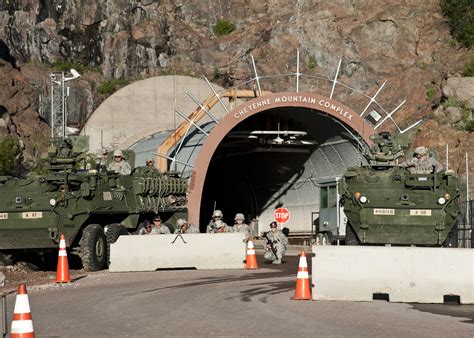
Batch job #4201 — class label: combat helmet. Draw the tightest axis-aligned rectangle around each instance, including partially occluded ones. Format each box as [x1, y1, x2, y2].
[177, 218, 187, 226]
[113, 149, 123, 157]
[234, 213, 245, 221]
[212, 209, 223, 218]
[414, 146, 428, 156]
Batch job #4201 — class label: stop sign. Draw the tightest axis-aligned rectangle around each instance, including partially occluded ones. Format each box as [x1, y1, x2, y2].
[274, 207, 290, 224]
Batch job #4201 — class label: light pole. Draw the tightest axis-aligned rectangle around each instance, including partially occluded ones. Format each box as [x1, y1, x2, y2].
[50, 68, 81, 139]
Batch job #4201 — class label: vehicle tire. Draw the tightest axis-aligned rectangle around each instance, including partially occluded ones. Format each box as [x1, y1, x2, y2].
[106, 223, 129, 266]
[345, 223, 360, 245]
[443, 226, 458, 248]
[79, 224, 107, 271]
[0, 252, 13, 266]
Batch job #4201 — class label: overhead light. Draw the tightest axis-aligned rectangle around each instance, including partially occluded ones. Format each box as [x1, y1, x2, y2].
[64, 68, 81, 81]
[366, 110, 382, 125]
[273, 136, 284, 144]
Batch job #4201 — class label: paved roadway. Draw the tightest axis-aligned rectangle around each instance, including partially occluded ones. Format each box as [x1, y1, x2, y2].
[5, 254, 474, 337]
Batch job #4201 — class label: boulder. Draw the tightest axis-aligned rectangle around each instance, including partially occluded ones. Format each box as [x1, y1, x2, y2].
[442, 77, 474, 109]
[445, 106, 464, 123]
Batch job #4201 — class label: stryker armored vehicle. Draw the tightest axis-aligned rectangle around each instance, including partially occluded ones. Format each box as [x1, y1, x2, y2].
[338, 132, 461, 247]
[0, 136, 187, 270]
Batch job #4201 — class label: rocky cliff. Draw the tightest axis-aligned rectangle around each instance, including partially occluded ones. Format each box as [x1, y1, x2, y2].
[0, 0, 472, 184]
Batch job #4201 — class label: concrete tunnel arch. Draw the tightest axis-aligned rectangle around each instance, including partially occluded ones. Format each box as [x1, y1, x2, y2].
[187, 91, 375, 226]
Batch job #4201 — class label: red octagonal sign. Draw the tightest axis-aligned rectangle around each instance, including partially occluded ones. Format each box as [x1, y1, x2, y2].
[274, 207, 290, 224]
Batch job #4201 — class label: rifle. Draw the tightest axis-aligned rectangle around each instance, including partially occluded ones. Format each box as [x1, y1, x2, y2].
[262, 231, 278, 257]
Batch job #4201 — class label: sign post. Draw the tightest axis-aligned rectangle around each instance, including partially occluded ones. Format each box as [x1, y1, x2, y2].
[273, 207, 290, 225]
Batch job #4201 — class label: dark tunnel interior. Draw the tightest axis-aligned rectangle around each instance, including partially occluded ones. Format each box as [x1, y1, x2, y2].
[198, 107, 358, 230]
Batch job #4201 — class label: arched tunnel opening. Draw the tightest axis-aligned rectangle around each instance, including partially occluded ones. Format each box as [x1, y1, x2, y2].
[199, 107, 366, 234]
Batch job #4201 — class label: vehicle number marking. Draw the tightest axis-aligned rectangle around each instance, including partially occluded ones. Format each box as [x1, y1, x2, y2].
[373, 208, 395, 215]
[0, 213, 8, 220]
[410, 209, 432, 216]
[22, 212, 43, 219]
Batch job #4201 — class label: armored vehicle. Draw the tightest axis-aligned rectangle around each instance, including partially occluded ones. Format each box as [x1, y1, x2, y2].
[0, 136, 187, 270]
[338, 132, 461, 246]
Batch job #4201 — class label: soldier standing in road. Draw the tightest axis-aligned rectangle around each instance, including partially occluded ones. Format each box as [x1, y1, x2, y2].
[405, 146, 443, 174]
[175, 218, 200, 234]
[233, 213, 251, 242]
[263, 221, 288, 265]
[138, 220, 153, 235]
[107, 149, 132, 175]
[150, 215, 170, 234]
[206, 210, 234, 233]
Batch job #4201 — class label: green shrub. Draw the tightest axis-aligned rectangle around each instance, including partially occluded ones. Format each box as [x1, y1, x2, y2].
[213, 19, 235, 37]
[426, 86, 437, 100]
[0, 137, 20, 175]
[98, 79, 129, 96]
[441, 0, 474, 48]
[306, 54, 317, 70]
[52, 60, 99, 73]
[462, 53, 474, 76]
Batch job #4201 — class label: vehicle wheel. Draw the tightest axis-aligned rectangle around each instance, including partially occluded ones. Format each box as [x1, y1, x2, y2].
[106, 223, 129, 266]
[345, 223, 360, 245]
[443, 226, 458, 248]
[0, 252, 13, 266]
[79, 224, 107, 271]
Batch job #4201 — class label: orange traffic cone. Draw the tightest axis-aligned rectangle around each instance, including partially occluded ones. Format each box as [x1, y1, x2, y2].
[56, 234, 71, 283]
[292, 251, 311, 300]
[10, 283, 35, 338]
[245, 240, 259, 270]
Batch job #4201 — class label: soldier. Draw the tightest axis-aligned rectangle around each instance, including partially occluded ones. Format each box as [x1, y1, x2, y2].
[138, 220, 153, 235]
[146, 158, 154, 167]
[405, 146, 443, 174]
[233, 213, 251, 242]
[206, 210, 234, 233]
[175, 218, 200, 234]
[150, 215, 170, 234]
[263, 221, 288, 265]
[107, 149, 132, 175]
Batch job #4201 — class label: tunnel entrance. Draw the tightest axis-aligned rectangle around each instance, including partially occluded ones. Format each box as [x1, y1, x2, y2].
[199, 107, 364, 233]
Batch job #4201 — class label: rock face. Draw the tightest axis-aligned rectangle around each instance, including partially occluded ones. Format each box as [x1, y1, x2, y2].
[0, 0, 472, 184]
[443, 77, 474, 109]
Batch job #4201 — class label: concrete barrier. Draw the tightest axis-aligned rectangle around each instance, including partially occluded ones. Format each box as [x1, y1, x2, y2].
[109, 233, 246, 272]
[312, 246, 474, 304]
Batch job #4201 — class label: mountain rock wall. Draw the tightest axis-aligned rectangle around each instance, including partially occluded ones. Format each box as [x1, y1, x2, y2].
[0, 0, 472, 185]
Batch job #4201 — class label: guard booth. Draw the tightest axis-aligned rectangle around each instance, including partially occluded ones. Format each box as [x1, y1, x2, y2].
[313, 177, 347, 245]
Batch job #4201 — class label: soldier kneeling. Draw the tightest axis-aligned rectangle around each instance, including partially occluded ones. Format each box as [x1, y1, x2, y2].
[263, 221, 288, 265]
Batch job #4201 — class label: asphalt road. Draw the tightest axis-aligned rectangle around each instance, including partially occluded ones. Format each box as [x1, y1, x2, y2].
[4, 254, 474, 337]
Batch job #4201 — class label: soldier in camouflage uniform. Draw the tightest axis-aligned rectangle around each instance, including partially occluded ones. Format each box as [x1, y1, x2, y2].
[150, 215, 170, 234]
[138, 220, 153, 235]
[206, 210, 234, 233]
[233, 213, 250, 242]
[175, 218, 200, 234]
[263, 221, 288, 265]
[107, 149, 132, 175]
[405, 146, 443, 174]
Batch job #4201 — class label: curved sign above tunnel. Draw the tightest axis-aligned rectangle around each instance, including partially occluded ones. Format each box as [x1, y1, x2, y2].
[187, 91, 376, 225]
[233, 94, 355, 123]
